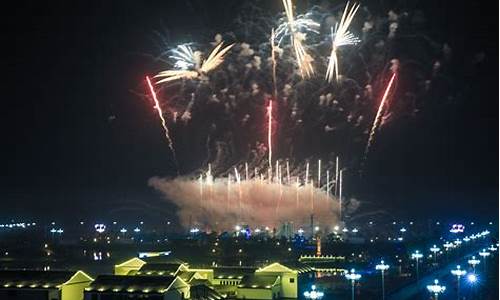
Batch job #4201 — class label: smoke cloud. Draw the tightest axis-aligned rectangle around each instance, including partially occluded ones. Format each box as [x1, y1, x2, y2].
[149, 176, 340, 232]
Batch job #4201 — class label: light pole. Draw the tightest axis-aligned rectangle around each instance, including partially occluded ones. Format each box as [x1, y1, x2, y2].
[303, 285, 324, 299]
[345, 268, 361, 300]
[468, 256, 480, 273]
[451, 265, 466, 300]
[426, 279, 446, 300]
[430, 245, 440, 264]
[375, 260, 389, 300]
[411, 250, 423, 281]
[478, 249, 490, 273]
[443, 242, 454, 261]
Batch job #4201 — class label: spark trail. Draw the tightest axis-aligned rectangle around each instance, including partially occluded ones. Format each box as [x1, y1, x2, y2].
[267, 99, 273, 168]
[146, 76, 178, 167]
[364, 72, 397, 158]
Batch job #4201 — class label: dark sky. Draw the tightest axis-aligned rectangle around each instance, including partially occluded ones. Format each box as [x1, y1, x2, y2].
[1, 1, 498, 222]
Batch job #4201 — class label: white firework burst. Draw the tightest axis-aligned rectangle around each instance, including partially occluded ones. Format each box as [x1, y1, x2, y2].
[326, 2, 361, 83]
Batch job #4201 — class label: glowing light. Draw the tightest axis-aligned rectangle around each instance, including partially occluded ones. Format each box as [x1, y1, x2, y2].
[375, 260, 389, 271]
[94, 224, 106, 234]
[345, 269, 361, 281]
[468, 256, 480, 272]
[450, 224, 465, 233]
[478, 249, 490, 258]
[426, 279, 446, 297]
[467, 273, 477, 283]
[451, 265, 466, 277]
[326, 2, 360, 82]
[303, 284, 324, 299]
[411, 250, 423, 259]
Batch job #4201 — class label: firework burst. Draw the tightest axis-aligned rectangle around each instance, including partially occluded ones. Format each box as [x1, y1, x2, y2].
[169, 44, 200, 70]
[155, 42, 234, 84]
[279, 0, 316, 78]
[325, 2, 360, 82]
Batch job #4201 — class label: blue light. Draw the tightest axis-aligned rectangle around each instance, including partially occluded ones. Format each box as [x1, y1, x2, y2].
[467, 273, 477, 283]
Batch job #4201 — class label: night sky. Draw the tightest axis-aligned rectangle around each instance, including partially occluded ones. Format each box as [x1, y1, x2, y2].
[1, 1, 498, 222]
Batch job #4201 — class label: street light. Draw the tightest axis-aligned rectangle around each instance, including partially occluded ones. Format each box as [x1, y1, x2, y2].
[430, 245, 440, 263]
[345, 269, 361, 300]
[468, 256, 480, 273]
[411, 250, 423, 280]
[426, 279, 446, 300]
[467, 273, 477, 283]
[488, 245, 498, 252]
[451, 265, 466, 300]
[478, 249, 490, 273]
[303, 285, 324, 299]
[375, 260, 389, 300]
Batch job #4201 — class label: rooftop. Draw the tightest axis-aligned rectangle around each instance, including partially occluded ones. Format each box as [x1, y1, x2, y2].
[87, 275, 176, 294]
[0, 270, 78, 289]
[239, 275, 280, 289]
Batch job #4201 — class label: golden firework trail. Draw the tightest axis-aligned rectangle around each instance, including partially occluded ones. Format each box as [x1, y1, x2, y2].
[155, 42, 234, 84]
[145, 76, 178, 165]
[267, 99, 273, 169]
[365, 72, 397, 157]
[281, 0, 315, 78]
[286, 160, 291, 184]
[326, 2, 360, 82]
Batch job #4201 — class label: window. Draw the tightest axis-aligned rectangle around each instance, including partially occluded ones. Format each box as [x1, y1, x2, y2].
[289, 278, 295, 283]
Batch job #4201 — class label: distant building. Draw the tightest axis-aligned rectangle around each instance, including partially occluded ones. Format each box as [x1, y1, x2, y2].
[110, 257, 299, 300]
[250, 263, 298, 299]
[84, 275, 190, 300]
[0, 270, 93, 300]
[236, 275, 281, 300]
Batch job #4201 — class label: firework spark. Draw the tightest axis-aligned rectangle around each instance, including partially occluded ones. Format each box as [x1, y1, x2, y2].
[170, 44, 200, 70]
[275, 4, 319, 46]
[364, 72, 397, 157]
[325, 2, 360, 82]
[155, 42, 234, 84]
[267, 99, 273, 168]
[280, 0, 316, 78]
[145, 76, 177, 165]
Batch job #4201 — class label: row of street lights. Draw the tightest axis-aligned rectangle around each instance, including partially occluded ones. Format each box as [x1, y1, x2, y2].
[305, 229, 496, 300]
[345, 240, 496, 300]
